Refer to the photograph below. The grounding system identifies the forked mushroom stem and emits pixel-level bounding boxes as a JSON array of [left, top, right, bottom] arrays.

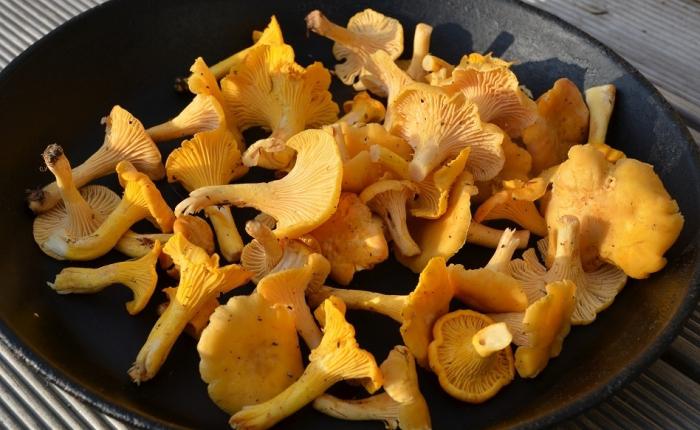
[[467, 222, 529, 249]]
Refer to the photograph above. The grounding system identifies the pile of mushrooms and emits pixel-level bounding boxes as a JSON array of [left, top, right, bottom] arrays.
[[27, 8, 684, 430]]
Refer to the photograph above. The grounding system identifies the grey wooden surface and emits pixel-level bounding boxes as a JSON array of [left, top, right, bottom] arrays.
[[0, 0, 698, 428]]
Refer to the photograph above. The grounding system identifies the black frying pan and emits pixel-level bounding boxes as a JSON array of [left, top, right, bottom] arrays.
[[0, 0, 698, 428]]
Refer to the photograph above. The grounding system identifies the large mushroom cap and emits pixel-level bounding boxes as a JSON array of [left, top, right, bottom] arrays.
[[428, 309, 514, 403], [390, 83, 504, 182]]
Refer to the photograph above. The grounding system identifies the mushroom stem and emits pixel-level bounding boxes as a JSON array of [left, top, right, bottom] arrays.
[[146, 95, 223, 142], [383, 198, 420, 257], [585, 84, 616, 145], [48, 242, 161, 315], [310, 286, 406, 323], [484, 228, 520, 274], [305, 10, 358, 47], [369, 145, 410, 179], [405, 23, 433, 81], [313, 393, 400, 426], [129, 301, 192, 383], [467, 223, 529, 249], [549, 215, 579, 268], [115, 232, 172, 258], [204, 205, 244, 262], [472, 322, 513, 358]]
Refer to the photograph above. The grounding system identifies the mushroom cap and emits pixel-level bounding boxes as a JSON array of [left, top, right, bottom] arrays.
[[390, 83, 504, 182], [176, 129, 343, 240], [428, 309, 514, 403], [522, 78, 590, 174], [545, 144, 684, 278], [116, 161, 175, 233], [306, 9, 403, 88], [400, 256, 453, 368], [240, 221, 284, 283], [174, 215, 215, 254], [410, 146, 470, 219], [514, 280, 576, 378], [33, 185, 120, 259], [474, 178, 549, 237], [397, 170, 477, 273], [198, 292, 303, 415], [341, 91, 386, 126], [447, 264, 528, 313], [166, 127, 246, 191], [359, 179, 416, 205]]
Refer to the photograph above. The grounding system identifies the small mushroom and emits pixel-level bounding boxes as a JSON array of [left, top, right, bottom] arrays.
[[390, 83, 504, 182], [32, 144, 120, 259], [522, 78, 590, 174], [313, 345, 431, 430], [197, 292, 303, 415], [510, 215, 627, 325], [43, 161, 175, 261], [166, 128, 247, 261], [222, 43, 338, 170], [448, 229, 528, 313], [474, 178, 549, 237], [27, 106, 164, 213], [229, 296, 383, 430], [309, 193, 389, 285], [310, 257, 452, 368], [305, 9, 403, 92], [129, 233, 251, 383], [428, 309, 515, 403], [339, 91, 386, 126], [48, 241, 161, 315], [360, 180, 420, 257], [176, 129, 343, 240]]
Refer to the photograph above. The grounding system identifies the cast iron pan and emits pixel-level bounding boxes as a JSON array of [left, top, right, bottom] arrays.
[[0, 0, 698, 428]]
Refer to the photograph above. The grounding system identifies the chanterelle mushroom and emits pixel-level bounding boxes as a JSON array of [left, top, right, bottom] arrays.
[[159, 215, 216, 278], [32, 144, 120, 259], [229, 296, 383, 430], [511, 215, 627, 325], [305, 9, 403, 92], [166, 128, 247, 261], [474, 178, 549, 237], [221, 43, 338, 170], [48, 241, 161, 315], [129, 233, 251, 383], [27, 105, 164, 213], [522, 78, 590, 174], [390, 83, 504, 182], [313, 345, 431, 430], [310, 256, 452, 368], [197, 292, 303, 415], [146, 92, 226, 143], [544, 144, 684, 278], [338, 91, 386, 126], [309, 193, 389, 285], [44, 160, 175, 261], [448, 229, 528, 313], [175, 129, 343, 240], [428, 309, 515, 403], [360, 180, 420, 257]]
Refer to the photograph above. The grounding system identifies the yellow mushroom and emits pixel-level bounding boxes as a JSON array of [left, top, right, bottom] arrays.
[[339, 91, 386, 126], [166, 128, 247, 261], [544, 144, 684, 278], [32, 144, 120, 259], [448, 228, 528, 313], [114, 231, 172, 258], [305, 9, 403, 92], [310, 257, 452, 368], [43, 161, 175, 261], [159, 215, 216, 278], [410, 146, 470, 219], [129, 233, 251, 383], [256, 255, 328, 349], [474, 178, 549, 237], [198, 292, 303, 415], [511, 215, 627, 324], [229, 296, 383, 430], [585, 84, 626, 162], [221, 43, 338, 170], [48, 241, 161, 315], [309, 193, 389, 285], [360, 180, 420, 257], [428, 310, 514, 403], [522, 78, 590, 174], [313, 345, 431, 430], [390, 83, 504, 182], [175, 129, 343, 239], [446, 53, 537, 138], [146, 93, 226, 143], [396, 171, 477, 273], [27, 106, 164, 213]]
